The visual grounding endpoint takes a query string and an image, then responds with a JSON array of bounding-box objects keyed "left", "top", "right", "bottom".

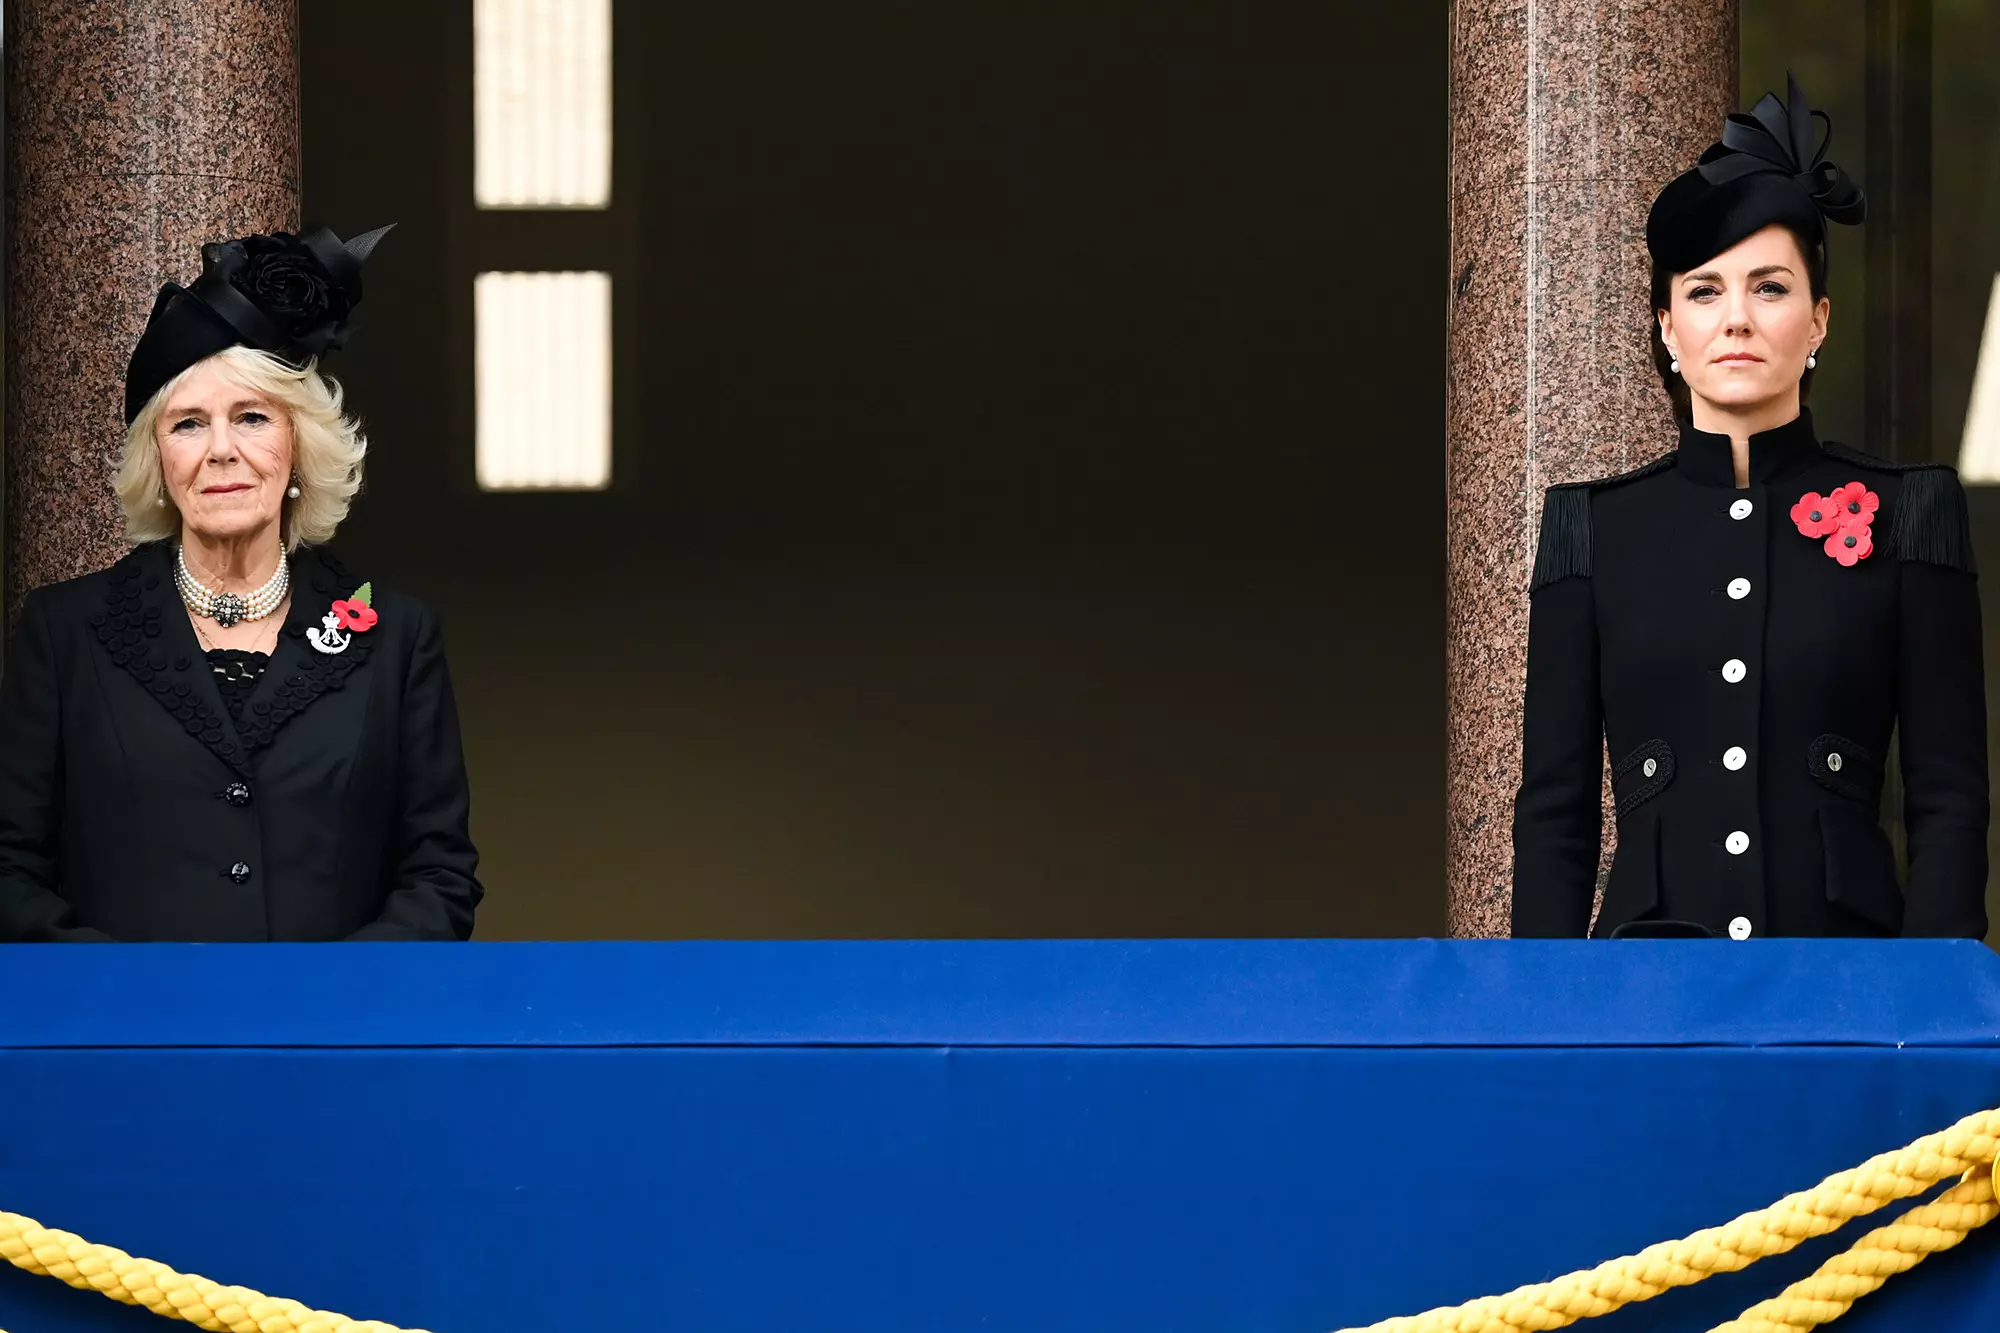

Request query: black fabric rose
[
  {"left": 227, "top": 232, "right": 351, "bottom": 339},
  {"left": 126, "top": 222, "right": 389, "bottom": 423}
]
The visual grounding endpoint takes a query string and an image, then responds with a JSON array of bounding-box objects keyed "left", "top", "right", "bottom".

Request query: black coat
[
  {"left": 0, "top": 542, "right": 483, "bottom": 942},
  {"left": 1512, "top": 412, "right": 1989, "bottom": 939}
]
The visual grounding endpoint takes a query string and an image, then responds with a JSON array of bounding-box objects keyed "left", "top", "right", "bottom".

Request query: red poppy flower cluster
[
  {"left": 332, "top": 598, "right": 379, "bottom": 632},
  {"left": 1790, "top": 481, "right": 1878, "bottom": 566}
]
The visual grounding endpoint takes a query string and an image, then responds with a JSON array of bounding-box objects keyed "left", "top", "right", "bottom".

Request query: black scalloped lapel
[
  {"left": 233, "top": 546, "right": 376, "bottom": 756},
  {"left": 93, "top": 544, "right": 249, "bottom": 775},
  {"left": 93, "top": 544, "right": 375, "bottom": 774}
]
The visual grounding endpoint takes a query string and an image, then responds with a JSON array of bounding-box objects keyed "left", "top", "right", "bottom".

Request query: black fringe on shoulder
[
  {"left": 1529, "top": 486, "right": 1592, "bottom": 592},
  {"left": 1888, "top": 467, "right": 1978, "bottom": 577},
  {"left": 1525, "top": 455, "right": 1673, "bottom": 593}
]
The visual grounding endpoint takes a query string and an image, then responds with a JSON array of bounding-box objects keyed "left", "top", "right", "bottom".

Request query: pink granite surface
[
  {"left": 5, "top": 0, "right": 301, "bottom": 620},
  {"left": 1445, "top": 0, "right": 1737, "bottom": 937}
]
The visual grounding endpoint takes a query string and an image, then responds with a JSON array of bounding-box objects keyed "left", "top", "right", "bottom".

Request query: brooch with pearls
[{"left": 175, "top": 544, "right": 289, "bottom": 628}]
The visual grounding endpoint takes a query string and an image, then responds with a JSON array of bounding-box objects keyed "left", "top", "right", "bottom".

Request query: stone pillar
[
  {"left": 1445, "top": 1, "right": 1738, "bottom": 936},
  {"left": 5, "top": 0, "right": 300, "bottom": 616}
]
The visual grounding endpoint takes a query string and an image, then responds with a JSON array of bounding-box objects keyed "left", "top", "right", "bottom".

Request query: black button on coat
[{"left": 1511, "top": 412, "right": 1988, "bottom": 939}]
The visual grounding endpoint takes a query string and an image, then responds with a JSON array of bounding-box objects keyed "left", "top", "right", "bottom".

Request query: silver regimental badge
[{"left": 306, "top": 609, "right": 351, "bottom": 655}]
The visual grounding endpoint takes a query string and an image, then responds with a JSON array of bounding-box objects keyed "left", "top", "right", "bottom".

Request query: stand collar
[{"left": 1676, "top": 409, "right": 1821, "bottom": 488}]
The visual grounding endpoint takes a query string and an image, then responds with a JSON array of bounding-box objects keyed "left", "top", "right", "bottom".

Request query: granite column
[
  {"left": 5, "top": 0, "right": 300, "bottom": 617},
  {"left": 1446, "top": 1, "right": 1738, "bottom": 935}
]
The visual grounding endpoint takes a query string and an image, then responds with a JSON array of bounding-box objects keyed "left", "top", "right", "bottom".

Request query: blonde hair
[{"left": 117, "top": 345, "right": 367, "bottom": 553}]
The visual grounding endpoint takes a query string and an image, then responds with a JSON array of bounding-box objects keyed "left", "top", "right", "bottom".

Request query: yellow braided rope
[
  {"left": 1708, "top": 1163, "right": 1998, "bottom": 1332},
  {"left": 0, "top": 1207, "right": 426, "bottom": 1333},
  {"left": 1338, "top": 1105, "right": 2000, "bottom": 1333},
  {"left": 3, "top": 1111, "right": 1994, "bottom": 1333}
]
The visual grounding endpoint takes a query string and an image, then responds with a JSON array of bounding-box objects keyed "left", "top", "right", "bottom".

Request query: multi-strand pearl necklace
[{"left": 175, "top": 543, "right": 289, "bottom": 628}]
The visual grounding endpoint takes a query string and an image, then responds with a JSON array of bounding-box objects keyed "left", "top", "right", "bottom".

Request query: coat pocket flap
[
  {"left": 1611, "top": 740, "right": 1675, "bottom": 816},
  {"left": 1809, "top": 733, "right": 1881, "bottom": 805}
]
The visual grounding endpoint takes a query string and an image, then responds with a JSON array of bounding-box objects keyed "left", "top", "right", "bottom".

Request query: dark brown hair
[{"left": 1649, "top": 223, "right": 1829, "bottom": 424}]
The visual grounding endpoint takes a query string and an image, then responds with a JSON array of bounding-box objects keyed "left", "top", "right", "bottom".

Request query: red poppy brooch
[
  {"left": 1790, "top": 483, "right": 1878, "bottom": 567},
  {"left": 308, "top": 581, "right": 378, "bottom": 655}
]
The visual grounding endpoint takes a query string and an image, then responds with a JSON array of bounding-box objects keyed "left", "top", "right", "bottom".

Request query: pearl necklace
[{"left": 175, "top": 544, "right": 289, "bottom": 628}]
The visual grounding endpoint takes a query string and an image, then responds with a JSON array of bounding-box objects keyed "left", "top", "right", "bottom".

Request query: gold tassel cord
[
  {"left": 0, "top": 1209, "right": 426, "bottom": 1333},
  {"left": 1707, "top": 1164, "right": 1998, "bottom": 1332},
  {"left": 1338, "top": 1108, "right": 2000, "bottom": 1333},
  {"left": 5, "top": 1108, "right": 1997, "bottom": 1333}
]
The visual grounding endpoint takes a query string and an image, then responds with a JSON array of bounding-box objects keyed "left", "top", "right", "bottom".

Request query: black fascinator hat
[
  {"left": 123, "top": 223, "right": 394, "bottom": 425},
  {"left": 1646, "top": 75, "right": 1864, "bottom": 274}
]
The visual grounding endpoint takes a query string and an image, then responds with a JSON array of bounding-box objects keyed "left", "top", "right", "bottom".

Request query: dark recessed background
[{"left": 303, "top": 2, "right": 1448, "bottom": 940}]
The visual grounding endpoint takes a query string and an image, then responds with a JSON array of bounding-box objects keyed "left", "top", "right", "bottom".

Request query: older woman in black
[
  {"left": 1511, "top": 78, "right": 1987, "bottom": 940},
  {"left": 0, "top": 225, "right": 483, "bottom": 942}
]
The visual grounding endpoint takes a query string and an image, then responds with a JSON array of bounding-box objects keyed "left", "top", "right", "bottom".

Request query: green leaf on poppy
[{"left": 351, "top": 581, "right": 374, "bottom": 606}]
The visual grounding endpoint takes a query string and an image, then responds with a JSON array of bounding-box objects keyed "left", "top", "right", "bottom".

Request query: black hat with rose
[
  {"left": 1645, "top": 74, "right": 1864, "bottom": 274},
  {"left": 123, "top": 223, "right": 394, "bottom": 425}
]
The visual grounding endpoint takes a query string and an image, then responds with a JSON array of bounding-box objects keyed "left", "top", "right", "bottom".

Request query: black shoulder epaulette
[
  {"left": 1820, "top": 440, "right": 1907, "bottom": 471},
  {"left": 1821, "top": 442, "right": 1976, "bottom": 576},
  {"left": 1529, "top": 453, "right": 1677, "bottom": 592}
]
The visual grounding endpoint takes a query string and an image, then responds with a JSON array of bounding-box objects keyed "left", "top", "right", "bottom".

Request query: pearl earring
[
  {"left": 1807, "top": 351, "right": 1818, "bottom": 370},
  {"left": 287, "top": 477, "right": 301, "bottom": 499},
  {"left": 1669, "top": 356, "right": 1680, "bottom": 374},
  {"left": 156, "top": 491, "right": 167, "bottom": 507}
]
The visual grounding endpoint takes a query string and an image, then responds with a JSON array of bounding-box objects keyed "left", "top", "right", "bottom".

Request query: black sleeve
[
  {"left": 0, "top": 592, "right": 114, "bottom": 942},
  {"left": 1895, "top": 478, "right": 1988, "bottom": 936},
  {"left": 1510, "top": 493, "right": 1605, "bottom": 938},
  {"left": 346, "top": 605, "right": 484, "bottom": 941}
]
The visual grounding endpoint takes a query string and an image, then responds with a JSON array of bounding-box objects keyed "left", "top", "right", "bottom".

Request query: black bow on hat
[
  {"left": 123, "top": 223, "right": 394, "bottom": 425},
  {"left": 1697, "top": 75, "right": 1865, "bottom": 225},
  {"left": 1646, "top": 75, "right": 1864, "bottom": 274}
]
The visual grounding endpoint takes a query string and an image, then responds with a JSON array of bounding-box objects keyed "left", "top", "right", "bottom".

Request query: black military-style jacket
[{"left": 1511, "top": 411, "right": 1989, "bottom": 939}]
